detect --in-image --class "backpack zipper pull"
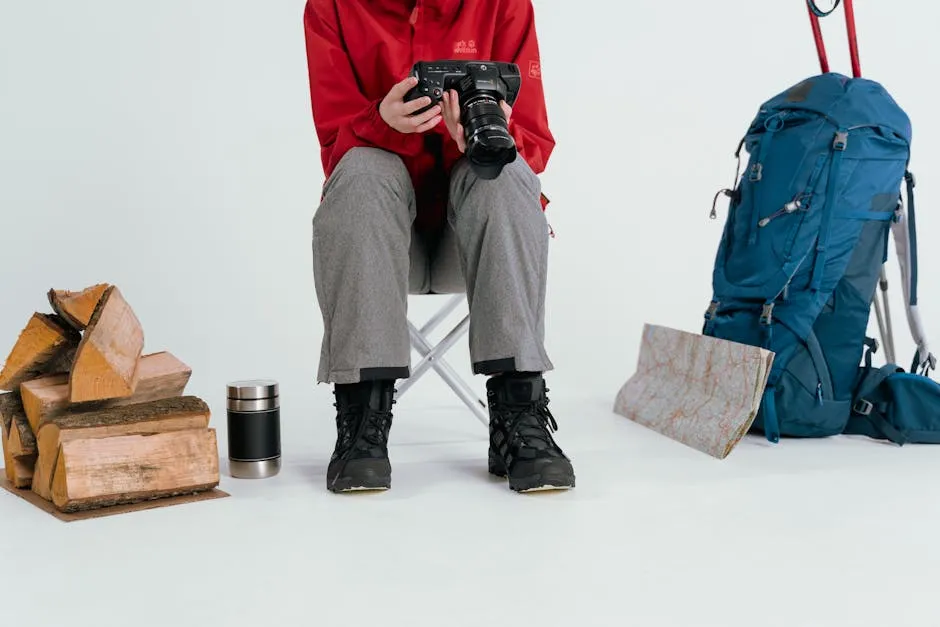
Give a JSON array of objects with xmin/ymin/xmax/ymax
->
[
  {"xmin": 710, "ymin": 188, "xmax": 738, "ymax": 219},
  {"xmin": 758, "ymin": 198, "xmax": 802, "ymax": 227},
  {"xmin": 816, "ymin": 381, "xmax": 824, "ymax": 405}
]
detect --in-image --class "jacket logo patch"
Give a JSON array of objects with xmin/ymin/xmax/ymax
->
[
  {"xmin": 528, "ymin": 61, "xmax": 541, "ymax": 80},
  {"xmin": 453, "ymin": 39, "xmax": 477, "ymax": 54}
]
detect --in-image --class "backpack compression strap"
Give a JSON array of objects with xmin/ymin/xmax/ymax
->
[
  {"xmin": 891, "ymin": 172, "xmax": 937, "ymax": 375},
  {"xmin": 848, "ymin": 364, "xmax": 907, "ymax": 444}
]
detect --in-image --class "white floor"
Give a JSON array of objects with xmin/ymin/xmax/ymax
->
[{"xmin": 1, "ymin": 381, "xmax": 938, "ymax": 627}]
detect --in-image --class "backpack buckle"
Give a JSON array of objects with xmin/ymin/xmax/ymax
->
[
  {"xmin": 833, "ymin": 131, "xmax": 848, "ymax": 151},
  {"xmin": 853, "ymin": 399, "xmax": 874, "ymax": 416},
  {"xmin": 760, "ymin": 303, "xmax": 774, "ymax": 325},
  {"xmin": 704, "ymin": 300, "xmax": 720, "ymax": 320},
  {"xmin": 748, "ymin": 163, "xmax": 763, "ymax": 182}
]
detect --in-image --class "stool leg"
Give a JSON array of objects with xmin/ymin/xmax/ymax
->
[
  {"xmin": 407, "ymin": 316, "xmax": 466, "ymax": 379},
  {"xmin": 419, "ymin": 294, "xmax": 466, "ymax": 336},
  {"xmin": 396, "ymin": 318, "xmax": 489, "ymax": 426},
  {"xmin": 396, "ymin": 314, "xmax": 468, "ymax": 396},
  {"xmin": 405, "ymin": 321, "xmax": 488, "ymax": 426}
]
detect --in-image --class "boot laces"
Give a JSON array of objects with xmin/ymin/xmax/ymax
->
[
  {"xmin": 496, "ymin": 387, "xmax": 559, "ymax": 450},
  {"xmin": 333, "ymin": 398, "xmax": 394, "ymax": 457}
]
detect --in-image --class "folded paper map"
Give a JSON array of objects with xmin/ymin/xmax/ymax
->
[{"xmin": 614, "ymin": 324, "xmax": 775, "ymax": 459}]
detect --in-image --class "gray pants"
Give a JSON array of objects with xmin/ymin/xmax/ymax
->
[{"xmin": 311, "ymin": 147, "xmax": 553, "ymax": 384}]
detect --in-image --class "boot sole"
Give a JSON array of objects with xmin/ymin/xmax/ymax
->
[
  {"xmin": 328, "ymin": 481, "xmax": 390, "ymax": 493},
  {"xmin": 327, "ymin": 459, "xmax": 391, "ymax": 493},
  {"xmin": 488, "ymin": 456, "xmax": 575, "ymax": 492}
]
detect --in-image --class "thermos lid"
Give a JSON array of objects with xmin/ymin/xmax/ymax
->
[{"xmin": 227, "ymin": 379, "xmax": 279, "ymax": 400}]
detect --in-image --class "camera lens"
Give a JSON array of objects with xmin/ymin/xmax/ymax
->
[{"xmin": 461, "ymin": 94, "xmax": 517, "ymax": 180}]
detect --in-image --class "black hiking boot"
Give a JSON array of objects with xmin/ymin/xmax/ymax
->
[
  {"xmin": 326, "ymin": 380, "xmax": 395, "ymax": 493},
  {"xmin": 486, "ymin": 373, "xmax": 575, "ymax": 492}
]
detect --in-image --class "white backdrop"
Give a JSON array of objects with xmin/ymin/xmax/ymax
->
[{"xmin": 1, "ymin": 0, "xmax": 937, "ymax": 438}]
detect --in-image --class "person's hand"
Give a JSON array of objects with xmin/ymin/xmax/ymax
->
[
  {"xmin": 441, "ymin": 89, "xmax": 512, "ymax": 153},
  {"xmin": 500, "ymin": 100, "xmax": 512, "ymax": 122},
  {"xmin": 379, "ymin": 76, "xmax": 443, "ymax": 133}
]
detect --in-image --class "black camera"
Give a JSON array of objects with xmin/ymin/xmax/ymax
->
[{"xmin": 404, "ymin": 60, "xmax": 522, "ymax": 180}]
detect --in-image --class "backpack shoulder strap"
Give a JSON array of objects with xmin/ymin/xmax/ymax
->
[{"xmin": 891, "ymin": 171, "xmax": 937, "ymax": 375}]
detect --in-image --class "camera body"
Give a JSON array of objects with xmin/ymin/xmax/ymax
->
[{"xmin": 404, "ymin": 60, "xmax": 522, "ymax": 180}]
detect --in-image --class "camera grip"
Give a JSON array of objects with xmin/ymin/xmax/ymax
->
[{"xmin": 404, "ymin": 69, "xmax": 445, "ymax": 116}]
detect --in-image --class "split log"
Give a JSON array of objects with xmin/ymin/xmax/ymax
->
[
  {"xmin": 48, "ymin": 283, "xmax": 110, "ymax": 330},
  {"xmin": 32, "ymin": 395, "xmax": 211, "ymax": 501},
  {"xmin": 8, "ymin": 454, "xmax": 36, "ymax": 488},
  {"xmin": 2, "ymin": 441, "xmax": 13, "ymax": 483},
  {"xmin": 8, "ymin": 409, "xmax": 36, "ymax": 458},
  {"xmin": 69, "ymin": 286, "xmax": 144, "ymax": 403},
  {"xmin": 21, "ymin": 351, "xmax": 192, "ymax": 433},
  {"xmin": 0, "ymin": 313, "xmax": 80, "ymax": 391},
  {"xmin": 1, "ymin": 394, "xmax": 13, "ymax": 483},
  {"xmin": 51, "ymin": 427, "xmax": 219, "ymax": 513},
  {"xmin": 1, "ymin": 393, "xmax": 37, "ymax": 488},
  {"xmin": 9, "ymin": 455, "xmax": 36, "ymax": 488}
]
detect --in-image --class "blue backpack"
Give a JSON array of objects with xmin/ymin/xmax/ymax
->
[{"xmin": 701, "ymin": 2, "xmax": 936, "ymax": 444}]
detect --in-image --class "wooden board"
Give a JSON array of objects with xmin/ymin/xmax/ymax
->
[
  {"xmin": 1, "ymin": 474, "xmax": 228, "ymax": 522},
  {"xmin": 20, "ymin": 351, "xmax": 192, "ymax": 432}
]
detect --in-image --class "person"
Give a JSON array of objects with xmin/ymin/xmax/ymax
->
[{"xmin": 302, "ymin": 0, "xmax": 575, "ymax": 494}]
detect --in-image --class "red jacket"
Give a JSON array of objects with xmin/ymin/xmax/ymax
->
[{"xmin": 303, "ymin": 0, "xmax": 555, "ymax": 233}]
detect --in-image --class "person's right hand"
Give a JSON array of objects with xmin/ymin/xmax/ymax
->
[{"xmin": 379, "ymin": 76, "xmax": 442, "ymax": 133}]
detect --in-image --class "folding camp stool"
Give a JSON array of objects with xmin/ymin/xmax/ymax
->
[{"xmin": 394, "ymin": 224, "xmax": 489, "ymax": 426}]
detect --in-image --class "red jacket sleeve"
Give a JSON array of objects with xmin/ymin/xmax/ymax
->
[
  {"xmin": 492, "ymin": 0, "xmax": 555, "ymax": 176},
  {"xmin": 303, "ymin": 0, "xmax": 425, "ymax": 177}
]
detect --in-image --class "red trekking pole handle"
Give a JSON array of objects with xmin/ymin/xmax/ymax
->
[{"xmin": 806, "ymin": 0, "xmax": 861, "ymax": 78}]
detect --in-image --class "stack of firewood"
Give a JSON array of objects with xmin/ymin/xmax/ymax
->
[{"xmin": 0, "ymin": 283, "xmax": 219, "ymax": 513}]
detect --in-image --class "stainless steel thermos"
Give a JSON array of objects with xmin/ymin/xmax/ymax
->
[{"xmin": 226, "ymin": 379, "xmax": 281, "ymax": 479}]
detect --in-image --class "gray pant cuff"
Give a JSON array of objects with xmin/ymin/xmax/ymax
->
[
  {"xmin": 319, "ymin": 366, "xmax": 410, "ymax": 385},
  {"xmin": 472, "ymin": 357, "xmax": 554, "ymax": 376}
]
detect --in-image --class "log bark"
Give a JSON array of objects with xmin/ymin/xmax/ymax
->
[
  {"xmin": 32, "ymin": 395, "xmax": 211, "ymax": 501},
  {"xmin": 51, "ymin": 427, "xmax": 219, "ymax": 513},
  {"xmin": 68, "ymin": 286, "xmax": 145, "ymax": 403},
  {"xmin": 48, "ymin": 283, "xmax": 110, "ymax": 330},
  {"xmin": 0, "ymin": 313, "xmax": 80, "ymax": 391},
  {"xmin": 0, "ymin": 393, "xmax": 15, "ymax": 433},
  {"xmin": 21, "ymin": 351, "xmax": 192, "ymax": 432}
]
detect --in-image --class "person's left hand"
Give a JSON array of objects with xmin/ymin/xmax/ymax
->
[{"xmin": 441, "ymin": 89, "xmax": 512, "ymax": 153}]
